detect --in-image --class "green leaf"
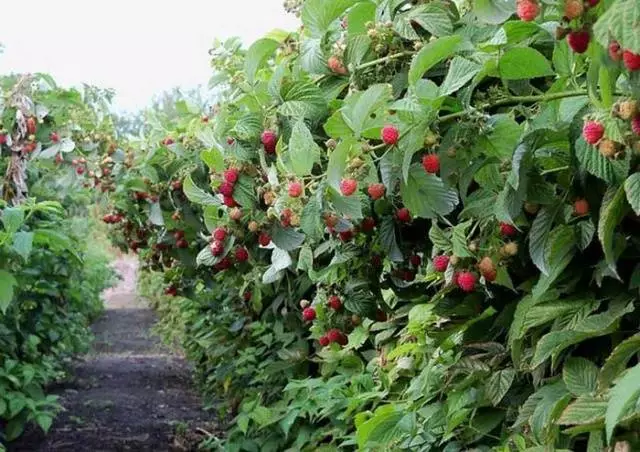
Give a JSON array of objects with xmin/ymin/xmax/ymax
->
[
  {"xmin": 598, "ymin": 185, "xmax": 628, "ymax": 276},
  {"xmin": 301, "ymin": 0, "xmax": 356, "ymax": 38},
  {"xmin": 563, "ymin": 358, "xmax": 598, "ymax": 396},
  {"xmin": 624, "ymin": 173, "xmax": 640, "ymax": 215},
  {"xmin": 183, "ymin": 174, "xmax": 220, "ymax": 206},
  {"xmin": 499, "ymin": 48, "xmax": 554, "ymax": 80},
  {"xmin": 328, "ymin": 186, "xmax": 363, "ymax": 219},
  {"xmin": 473, "ymin": 0, "xmax": 515, "ymax": 24},
  {"xmin": 35, "ymin": 414, "xmax": 53, "ymax": 433},
  {"xmin": 244, "ymin": 38, "xmax": 279, "ymax": 84},
  {"xmin": 400, "ymin": 165, "xmax": 458, "ymax": 219},
  {"xmin": 599, "ymin": 334, "xmax": 640, "ymax": 389},
  {"xmin": 408, "ymin": 35, "xmax": 462, "ymax": 86},
  {"xmin": 148, "ymin": 203, "xmax": 164, "ymax": 226},
  {"xmin": 576, "ymin": 220, "xmax": 596, "ymax": 251},
  {"xmin": 0, "ymin": 270, "xmax": 17, "ymax": 313},
  {"xmin": 575, "ymin": 137, "xmax": 625, "ymax": 184},
  {"xmin": 1, "ymin": 207, "xmax": 25, "ymax": 234},
  {"xmin": 271, "ymin": 226, "xmax": 306, "ymax": 251},
  {"xmin": 289, "ymin": 121, "xmax": 320, "ymax": 176},
  {"xmin": 356, "ymin": 405, "xmax": 405, "ymax": 448},
  {"xmin": 528, "ymin": 207, "xmax": 559, "ymax": 275},
  {"xmin": 379, "ymin": 217, "xmax": 403, "ymax": 262},
  {"xmin": 558, "ymin": 395, "xmax": 607, "ymax": 425},
  {"xmin": 394, "ymin": 2, "xmax": 454, "ymax": 39},
  {"xmin": 487, "ymin": 368, "xmax": 515, "ymax": 406},
  {"xmin": 439, "ymin": 57, "xmax": 481, "ymax": 96},
  {"xmin": 200, "ymin": 148, "xmax": 224, "ymax": 172},
  {"xmin": 606, "ymin": 363, "xmax": 640, "ymax": 443},
  {"xmin": 327, "ymin": 139, "xmax": 352, "ymax": 191},
  {"xmin": 233, "ymin": 174, "xmax": 257, "ymax": 208},
  {"xmin": 532, "ymin": 225, "xmax": 576, "ymax": 299},
  {"xmin": 593, "ymin": 0, "xmax": 640, "ymax": 54},
  {"xmin": 11, "ymin": 231, "xmax": 33, "ymax": 260},
  {"xmin": 342, "ymin": 84, "xmax": 391, "ymax": 138}
]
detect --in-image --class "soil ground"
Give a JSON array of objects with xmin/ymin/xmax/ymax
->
[{"xmin": 9, "ymin": 257, "xmax": 214, "ymax": 452}]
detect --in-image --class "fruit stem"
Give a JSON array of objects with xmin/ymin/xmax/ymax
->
[
  {"xmin": 438, "ymin": 90, "xmax": 589, "ymax": 122},
  {"xmin": 355, "ymin": 51, "xmax": 415, "ymax": 71}
]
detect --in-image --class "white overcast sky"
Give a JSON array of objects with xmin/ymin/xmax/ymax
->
[{"xmin": 0, "ymin": 0, "xmax": 299, "ymax": 112}]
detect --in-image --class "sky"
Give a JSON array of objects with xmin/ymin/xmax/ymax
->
[{"xmin": 0, "ymin": 0, "xmax": 299, "ymax": 113}]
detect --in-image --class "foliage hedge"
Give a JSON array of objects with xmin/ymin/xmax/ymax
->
[
  {"xmin": 101, "ymin": 0, "xmax": 640, "ymax": 450},
  {"xmin": 0, "ymin": 75, "xmax": 118, "ymax": 447}
]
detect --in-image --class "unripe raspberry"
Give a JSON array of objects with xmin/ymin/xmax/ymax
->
[
  {"xmin": 433, "ymin": 255, "xmax": 450, "ymax": 272},
  {"xmin": 457, "ymin": 271, "xmax": 477, "ymax": 292},
  {"xmin": 421, "ymin": 154, "xmax": 440, "ymax": 174},
  {"xmin": 477, "ymin": 256, "xmax": 495, "ymax": 275},
  {"xmin": 615, "ymin": 100, "xmax": 637, "ymax": 120},
  {"xmin": 609, "ymin": 41, "xmax": 622, "ymax": 61},
  {"xmin": 213, "ymin": 227, "xmax": 227, "ymax": 241},
  {"xmin": 288, "ymin": 181, "xmax": 303, "ymax": 198},
  {"xmin": 396, "ymin": 207, "xmax": 411, "ymax": 223},
  {"xmin": 516, "ymin": 0, "xmax": 539, "ymax": 21},
  {"xmin": 599, "ymin": 139, "xmax": 617, "ymax": 158},
  {"xmin": 381, "ymin": 125, "xmax": 399, "ymax": 145},
  {"xmin": 573, "ymin": 198, "xmax": 590, "ymax": 216},
  {"xmin": 340, "ymin": 178, "xmax": 358, "ymax": 196},
  {"xmin": 367, "ymin": 183, "xmax": 386, "ymax": 200},
  {"xmin": 503, "ymin": 242, "xmax": 519, "ymax": 256},
  {"xmin": 328, "ymin": 295, "xmax": 342, "ymax": 311},
  {"xmin": 623, "ymin": 50, "xmax": 640, "ymax": 71},
  {"xmin": 302, "ymin": 307, "xmax": 316, "ymax": 322},
  {"xmin": 499, "ymin": 222, "xmax": 517, "ymax": 237},
  {"xmin": 235, "ymin": 247, "xmax": 249, "ymax": 262},
  {"xmin": 327, "ymin": 56, "xmax": 348, "ymax": 75},
  {"xmin": 483, "ymin": 268, "xmax": 497, "ymax": 282},
  {"xmin": 248, "ymin": 221, "xmax": 259, "ymax": 233},
  {"xmin": 582, "ymin": 120, "xmax": 604, "ymax": 145},
  {"xmin": 563, "ymin": 0, "xmax": 583, "ymax": 19}
]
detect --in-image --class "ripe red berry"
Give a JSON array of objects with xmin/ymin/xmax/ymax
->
[
  {"xmin": 0, "ymin": 134, "xmax": 6, "ymax": 145},
  {"xmin": 421, "ymin": 154, "xmax": 440, "ymax": 174},
  {"xmin": 219, "ymin": 181, "xmax": 234, "ymax": 196},
  {"xmin": 339, "ymin": 230, "xmax": 354, "ymax": 242},
  {"xmin": 259, "ymin": 232, "xmax": 271, "ymax": 246},
  {"xmin": 76, "ymin": 166, "xmax": 85, "ymax": 175},
  {"xmin": 567, "ymin": 30, "xmax": 590, "ymax": 54},
  {"xmin": 609, "ymin": 41, "xmax": 622, "ymax": 61},
  {"xmin": 243, "ymin": 291, "xmax": 252, "ymax": 301},
  {"xmin": 582, "ymin": 120, "xmax": 605, "ymax": 144},
  {"xmin": 402, "ymin": 269, "xmax": 416, "ymax": 281},
  {"xmin": 327, "ymin": 56, "xmax": 348, "ymax": 75},
  {"xmin": 214, "ymin": 257, "xmax": 232, "ymax": 271},
  {"xmin": 367, "ymin": 183, "xmax": 385, "ymax": 200},
  {"xmin": 235, "ymin": 247, "xmax": 249, "ymax": 262},
  {"xmin": 433, "ymin": 255, "xmax": 450, "ymax": 272},
  {"xmin": 319, "ymin": 335, "xmax": 330, "ymax": 347},
  {"xmin": 50, "ymin": 132, "xmax": 60, "ymax": 143},
  {"xmin": 410, "ymin": 254, "xmax": 421, "ymax": 267},
  {"xmin": 584, "ymin": 0, "xmax": 599, "ymax": 5},
  {"xmin": 328, "ymin": 295, "xmax": 342, "ymax": 311},
  {"xmin": 165, "ymin": 286, "xmax": 177, "ymax": 296},
  {"xmin": 623, "ymin": 50, "xmax": 640, "ymax": 71},
  {"xmin": 340, "ymin": 178, "xmax": 358, "ymax": 196},
  {"xmin": 381, "ymin": 125, "xmax": 399, "ymax": 145},
  {"xmin": 223, "ymin": 196, "xmax": 237, "ymax": 207},
  {"xmin": 213, "ymin": 227, "xmax": 227, "ymax": 241},
  {"xmin": 223, "ymin": 168, "xmax": 239, "ymax": 184},
  {"xmin": 227, "ymin": 137, "xmax": 235, "ymax": 145},
  {"xmin": 396, "ymin": 207, "xmax": 411, "ymax": 223},
  {"xmin": 302, "ymin": 307, "xmax": 316, "ymax": 322},
  {"xmin": 174, "ymin": 230, "xmax": 185, "ymax": 240},
  {"xmin": 516, "ymin": 0, "xmax": 539, "ymax": 21},
  {"xmin": 457, "ymin": 271, "xmax": 477, "ymax": 292},
  {"xmin": 176, "ymin": 238, "xmax": 189, "ymax": 249},
  {"xmin": 632, "ymin": 116, "xmax": 640, "ymax": 136},
  {"xmin": 327, "ymin": 328, "xmax": 347, "ymax": 345},
  {"xmin": 261, "ymin": 130, "xmax": 277, "ymax": 154},
  {"xmin": 26, "ymin": 117, "xmax": 37, "ymax": 134},
  {"xmin": 288, "ymin": 181, "xmax": 303, "ymax": 198},
  {"xmin": 23, "ymin": 142, "xmax": 37, "ymax": 153},
  {"xmin": 573, "ymin": 198, "xmax": 590, "ymax": 216},
  {"xmin": 499, "ymin": 222, "xmax": 517, "ymax": 237},
  {"xmin": 210, "ymin": 240, "xmax": 224, "ymax": 256},
  {"xmin": 361, "ymin": 217, "xmax": 376, "ymax": 232},
  {"xmin": 163, "ymin": 137, "xmax": 174, "ymax": 146}
]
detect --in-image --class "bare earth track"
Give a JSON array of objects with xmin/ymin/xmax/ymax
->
[{"xmin": 10, "ymin": 257, "xmax": 210, "ymax": 452}]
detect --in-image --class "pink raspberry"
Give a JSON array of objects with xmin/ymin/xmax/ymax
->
[
  {"xmin": 219, "ymin": 182, "xmax": 234, "ymax": 197},
  {"xmin": 288, "ymin": 181, "xmax": 303, "ymax": 198},
  {"xmin": 632, "ymin": 116, "xmax": 640, "ymax": 136},
  {"xmin": 433, "ymin": 255, "xmax": 449, "ymax": 272},
  {"xmin": 421, "ymin": 154, "xmax": 440, "ymax": 174},
  {"xmin": 213, "ymin": 227, "xmax": 227, "ymax": 241},
  {"xmin": 367, "ymin": 183, "xmax": 385, "ymax": 200},
  {"xmin": 582, "ymin": 120, "xmax": 604, "ymax": 144},
  {"xmin": 396, "ymin": 207, "xmax": 411, "ymax": 223},
  {"xmin": 499, "ymin": 222, "xmax": 517, "ymax": 237},
  {"xmin": 302, "ymin": 307, "xmax": 316, "ymax": 322},
  {"xmin": 210, "ymin": 240, "xmax": 224, "ymax": 256},
  {"xmin": 224, "ymin": 168, "xmax": 239, "ymax": 184},
  {"xmin": 457, "ymin": 271, "xmax": 477, "ymax": 292},
  {"xmin": 340, "ymin": 178, "xmax": 358, "ymax": 196},
  {"xmin": 623, "ymin": 50, "xmax": 640, "ymax": 71},
  {"xmin": 609, "ymin": 41, "xmax": 622, "ymax": 61},
  {"xmin": 261, "ymin": 130, "xmax": 277, "ymax": 154},
  {"xmin": 381, "ymin": 125, "xmax": 399, "ymax": 145},
  {"xmin": 328, "ymin": 295, "xmax": 342, "ymax": 311},
  {"xmin": 567, "ymin": 30, "xmax": 591, "ymax": 54},
  {"xmin": 235, "ymin": 247, "xmax": 249, "ymax": 262},
  {"xmin": 319, "ymin": 335, "xmax": 330, "ymax": 346},
  {"xmin": 516, "ymin": 0, "xmax": 539, "ymax": 21}
]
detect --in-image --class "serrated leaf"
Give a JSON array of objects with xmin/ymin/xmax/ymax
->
[
  {"xmin": 624, "ymin": 173, "xmax": 640, "ymax": 215},
  {"xmin": 0, "ymin": 270, "xmax": 17, "ymax": 313},
  {"xmin": 487, "ymin": 368, "xmax": 515, "ymax": 406},
  {"xmin": 575, "ymin": 137, "xmax": 625, "ymax": 184},
  {"xmin": 499, "ymin": 48, "xmax": 554, "ymax": 80},
  {"xmin": 244, "ymin": 38, "xmax": 279, "ymax": 84},
  {"xmin": 394, "ymin": 2, "xmax": 453, "ymax": 39},
  {"xmin": 558, "ymin": 395, "xmax": 607, "ymax": 425},
  {"xmin": 532, "ymin": 225, "xmax": 576, "ymax": 299},
  {"xmin": 379, "ymin": 217, "xmax": 403, "ymax": 262},
  {"xmin": 606, "ymin": 363, "xmax": 640, "ymax": 443},
  {"xmin": 563, "ymin": 358, "xmax": 598, "ymax": 396},
  {"xmin": 473, "ymin": 0, "xmax": 515, "ymax": 24},
  {"xmin": 408, "ymin": 35, "xmax": 462, "ymax": 86},
  {"xmin": 598, "ymin": 185, "xmax": 628, "ymax": 277},
  {"xmin": 271, "ymin": 226, "xmax": 306, "ymax": 251},
  {"xmin": 576, "ymin": 220, "xmax": 596, "ymax": 251},
  {"xmin": 301, "ymin": 0, "xmax": 356, "ymax": 38},
  {"xmin": 440, "ymin": 57, "xmax": 481, "ymax": 96},
  {"xmin": 599, "ymin": 334, "xmax": 640, "ymax": 389},
  {"xmin": 342, "ymin": 84, "xmax": 391, "ymax": 138},
  {"xmin": 289, "ymin": 121, "xmax": 320, "ymax": 176},
  {"xmin": 200, "ymin": 148, "xmax": 224, "ymax": 172},
  {"xmin": 183, "ymin": 174, "xmax": 220, "ymax": 206},
  {"xmin": 400, "ymin": 165, "xmax": 458, "ymax": 219},
  {"xmin": 1, "ymin": 207, "xmax": 24, "ymax": 233},
  {"xmin": 529, "ymin": 207, "xmax": 559, "ymax": 275},
  {"xmin": 11, "ymin": 231, "xmax": 33, "ymax": 260},
  {"xmin": 593, "ymin": 0, "xmax": 640, "ymax": 54},
  {"xmin": 327, "ymin": 139, "xmax": 352, "ymax": 190},
  {"xmin": 148, "ymin": 203, "xmax": 164, "ymax": 226}
]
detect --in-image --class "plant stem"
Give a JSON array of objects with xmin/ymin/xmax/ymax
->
[
  {"xmin": 355, "ymin": 51, "xmax": 414, "ymax": 71},
  {"xmin": 437, "ymin": 90, "xmax": 589, "ymax": 123}
]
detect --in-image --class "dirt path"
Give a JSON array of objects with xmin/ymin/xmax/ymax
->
[{"xmin": 11, "ymin": 257, "xmax": 210, "ymax": 452}]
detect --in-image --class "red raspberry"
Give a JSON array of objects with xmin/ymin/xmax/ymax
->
[
  {"xmin": 396, "ymin": 207, "xmax": 411, "ymax": 223},
  {"xmin": 421, "ymin": 154, "xmax": 440, "ymax": 174},
  {"xmin": 213, "ymin": 227, "xmax": 227, "ymax": 241},
  {"xmin": 328, "ymin": 295, "xmax": 342, "ymax": 311},
  {"xmin": 584, "ymin": 0, "xmax": 598, "ymax": 5},
  {"xmin": 219, "ymin": 182, "xmax": 234, "ymax": 197},
  {"xmin": 582, "ymin": 121, "xmax": 604, "ymax": 144},
  {"xmin": 214, "ymin": 257, "xmax": 232, "ymax": 270},
  {"xmin": 0, "ymin": 134, "xmax": 6, "ymax": 145},
  {"xmin": 567, "ymin": 30, "xmax": 590, "ymax": 54},
  {"xmin": 261, "ymin": 130, "xmax": 277, "ymax": 154},
  {"xmin": 500, "ymin": 222, "xmax": 517, "ymax": 237},
  {"xmin": 50, "ymin": 132, "xmax": 60, "ymax": 143},
  {"xmin": 302, "ymin": 307, "xmax": 316, "ymax": 322},
  {"xmin": 223, "ymin": 168, "xmax": 239, "ymax": 184},
  {"xmin": 340, "ymin": 178, "xmax": 358, "ymax": 196},
  {"xmin": 517, "ymin": 0, "xmax": 539, "ymax": 21},
  {"xmin": 623, "ymin": 50, "xmax": 640, "ymax": 71},
  {"xmin": 573, "ymin": 198, "xmax": 590, "ymax": 216},
  {"xmin": 76, "ymin": 166, "xmax": 85, "ymax": 175},
  {"xmin": 174, "ymin": 230, "xmax": 185, "ymax": 240},
  {"xmin": 243, "ymin": 291, "xmax": 252, "ymax": 301},
  {"xmin": 235, "ymin": 247, "xmax": 249, "ymax": 262},
  {"xmin": 632, "ymin": 116, "xmax": 640, "ymax": 136},
  {"xmin": 367, "ymin": 183, "xmax": 386, "ymax": 200},
  {"xmin": 319, "ymin": 335, "xmax": 330, "ymax": 347},
  {"xmin": 339, "ymin": 230, "xmax": 354, "ymax": 242},
  {"xmin": 402, "ymin": 269, "xmax": 415, "ymax": 281},
  {"xmin": 259, "ymin": 232, "xmax": 271, "ymax": 246},
  {"xmin": 26, "ymin": 117, "xmax": 37, "ymax": 134},
  {"xmin": 165, "ymin": 286, "xmax": 177, "ymax": 296},
  {"xmin": 326, "ymin": 328, "xmax": 341, "ymax": 344},
  {"xmin": 381, "ymin": 125, "xmax": 399, "ymax": 145},
  {"xmin": 361, "ymin": 217, "xmax": 376, "ymax": 232},
  {"xmin": 433, "ymin": 255, "xmax": 449, "ymax": 272},
  {"xmin": 410, "ymin": 254, "xmax": 421, "ymax": 267},
  {"xmin": 223, "ymin": 196, "xmax": 237, "ymax": 207},
  {"xmin": 327, "ymin": 56, "xmax": 348, "ymax": 75},
  {"xmin": 457, "ymin": 271, "xmax": 477, "ymax": 292},
  {"xmin": 163, "ymin": 137, "xmax": 174, "ymax": 146},
  {"xmin": 371, "ymin": 254, "xmax": 382, "ymax": 267},
  {"xmin": 210, "ymin": 240, "xmax": 224, "ymax": 256},
  {"xmin": 288, "ymin": 181, "xmax": 303, "ymax": 198},
  {"xmin": 609, "ymin": 41, "xmax": 622, "ymax": 61},
  {"xmin": 176, "ymin": 238, "xmax": 189, "ymax": 249},
  {"xmin": 227, "ymin": 137, "xmax": 235, "ymax": 145}
]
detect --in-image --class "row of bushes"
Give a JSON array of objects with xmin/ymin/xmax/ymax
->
[{"xmin": 103, "ymin": 0, "xmax": 640, "ymax": 450}]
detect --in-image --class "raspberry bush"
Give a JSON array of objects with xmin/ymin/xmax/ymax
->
[{"xmin": 101, "ymin": 0, "xmax": 640, "ymax": 450}]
